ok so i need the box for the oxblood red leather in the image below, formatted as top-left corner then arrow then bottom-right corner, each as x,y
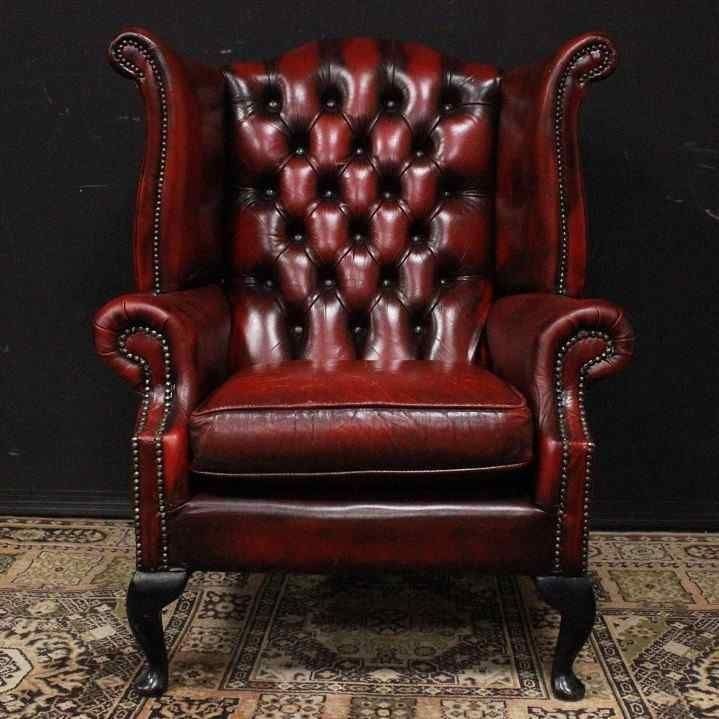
190,360 -> 533,477
94,285 -> 230,568
108,29 -> 227,292
167,490 -> 553,573
486,293 -> 633,571
95,28 -> 633,578
225,39 -> 498,369
495,34 -> 618,296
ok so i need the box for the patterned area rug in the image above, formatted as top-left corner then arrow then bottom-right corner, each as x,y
0,518 -> 717,718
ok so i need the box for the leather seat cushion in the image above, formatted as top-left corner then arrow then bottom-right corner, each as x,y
189,360 -> 533,478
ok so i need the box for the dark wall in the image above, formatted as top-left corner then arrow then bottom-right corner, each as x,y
1,1 -> 718,528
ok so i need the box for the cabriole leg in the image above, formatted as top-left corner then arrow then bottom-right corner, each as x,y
535,575 -> 596,701
126,569 -> 188,696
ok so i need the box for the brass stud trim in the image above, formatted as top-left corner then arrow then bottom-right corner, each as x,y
553,42 -> 614,295
112,37 -> 169,295
552,329 -> 614,573
117,326 -> 174,570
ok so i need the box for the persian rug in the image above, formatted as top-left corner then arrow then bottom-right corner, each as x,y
0,518 -> 717,718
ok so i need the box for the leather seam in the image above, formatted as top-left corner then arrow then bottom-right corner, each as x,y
190,460 -> 532,478
191,401 -> 529,415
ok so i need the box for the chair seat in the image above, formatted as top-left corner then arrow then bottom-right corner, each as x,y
189,360 -> 533,479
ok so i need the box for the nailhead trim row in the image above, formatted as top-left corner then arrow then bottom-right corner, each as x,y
552,329 -> 614,573
117,326 -> 174,570
553,42 -> 614,295
112,37 -> 169,295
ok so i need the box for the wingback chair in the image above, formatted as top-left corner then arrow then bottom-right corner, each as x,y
94,27 -> 633,701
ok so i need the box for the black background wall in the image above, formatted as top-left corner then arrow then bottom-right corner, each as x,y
1,1 -> 718,528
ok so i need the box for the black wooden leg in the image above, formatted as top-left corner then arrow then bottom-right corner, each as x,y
126,569 -> 188,697
535,576 -> 596,701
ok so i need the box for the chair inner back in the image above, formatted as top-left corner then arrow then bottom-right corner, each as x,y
225,38 -> 500,369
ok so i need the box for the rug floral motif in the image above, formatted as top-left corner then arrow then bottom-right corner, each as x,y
0,518 -> 717,718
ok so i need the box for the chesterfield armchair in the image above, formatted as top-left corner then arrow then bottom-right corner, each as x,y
94,28 -> 633,700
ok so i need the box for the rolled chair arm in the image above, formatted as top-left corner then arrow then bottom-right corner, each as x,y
486,293 -> 633,574
94,284 -> 230,412
93,284 -> 230,570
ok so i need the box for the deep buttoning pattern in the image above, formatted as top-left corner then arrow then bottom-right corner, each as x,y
224,39 -> 500,369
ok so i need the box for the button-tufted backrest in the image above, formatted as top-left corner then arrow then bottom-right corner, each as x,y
224,39 -> 499,369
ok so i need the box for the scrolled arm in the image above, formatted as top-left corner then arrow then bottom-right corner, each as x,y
496,33 -> 618,297
93,284 -> 230,570
486,293 -> 633,574
94,285 -> 230,410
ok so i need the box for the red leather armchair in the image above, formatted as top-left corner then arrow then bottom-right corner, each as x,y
94,29 -> 633,700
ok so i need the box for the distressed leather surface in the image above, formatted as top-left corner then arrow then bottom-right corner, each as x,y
189,360 -> 533,477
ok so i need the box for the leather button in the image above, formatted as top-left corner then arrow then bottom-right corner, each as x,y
381,278 -> 392,288
412,136 -> 434,158
323,278 -> 335,288
318,174 -> 340,201
321,87 -> 342,112
349,217 -> 369,246
379,175 -> 401,201
266,98 -> 281,113
440,86 -> 461,114
413,325 -> 423,335
381,87 -> 402,113
264,187 -> 277,199
289,130 -> 310,157
353,325 -> 363,335
409,220 -> 429,247
264,279 -> 274,289
286,217 -> 306,245
352,135 -> 370,157
292,325 -> 303,336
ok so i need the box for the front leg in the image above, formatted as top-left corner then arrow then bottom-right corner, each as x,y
535,576 -> 596,701
126,569 -> 189,696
